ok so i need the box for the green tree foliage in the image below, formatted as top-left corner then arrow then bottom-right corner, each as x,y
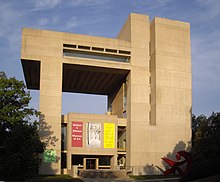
0,73 -> 36,129
189,112 -> 220,180
192,112 -> 220,160
0,73 -> 44,180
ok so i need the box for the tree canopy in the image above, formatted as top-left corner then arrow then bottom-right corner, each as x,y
192,112 -> 220,160
0,72 -> 44,180
189,112 -> 220,180
0,73 -> 37,128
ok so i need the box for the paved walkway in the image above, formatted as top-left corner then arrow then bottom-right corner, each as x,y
82,179 -> 135,182
82,177 -> 179,182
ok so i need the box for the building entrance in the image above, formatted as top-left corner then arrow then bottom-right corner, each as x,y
84,158 -> 98,169
72,155 -> 112,170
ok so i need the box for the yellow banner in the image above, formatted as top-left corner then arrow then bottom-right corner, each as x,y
104,123 -> 115,148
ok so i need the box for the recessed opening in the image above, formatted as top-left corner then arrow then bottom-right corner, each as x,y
105,48 -> 117,53
78,45 -> 90,50
119,50 -> 131,55
92,47 -> 104,52
63,50 -> 129,63
63,44 -> 77,48
21,59 -> 40,90
62,92 -> 107,115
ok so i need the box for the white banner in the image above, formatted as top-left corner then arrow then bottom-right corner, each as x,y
87,123 -> 101,147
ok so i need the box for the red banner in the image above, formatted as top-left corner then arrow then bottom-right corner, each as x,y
72,122 -> 83,147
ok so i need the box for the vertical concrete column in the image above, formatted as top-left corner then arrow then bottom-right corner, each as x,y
39,58 -> 62,174
66,117 -> 72,171
118,13 -> 151,175
149,17 -> 192,169
111,84 -> 124,118
67,152 -> 72,171
129,14 -> 150,175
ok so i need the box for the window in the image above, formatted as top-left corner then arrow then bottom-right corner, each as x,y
63,50 -> 129,63
61,153 -> 67,169
61,124 -> 67,150
99,156 -> 111,166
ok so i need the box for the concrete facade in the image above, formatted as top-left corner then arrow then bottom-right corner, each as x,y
21,13 -> 191,175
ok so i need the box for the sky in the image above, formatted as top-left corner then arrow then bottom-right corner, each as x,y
0,0 -> 220,116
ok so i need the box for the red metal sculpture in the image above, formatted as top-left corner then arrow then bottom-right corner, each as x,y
162,151 -> 192,176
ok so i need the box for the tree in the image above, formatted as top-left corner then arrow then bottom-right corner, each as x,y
192,112 -> 220,160
0,72 -> 44,180
188,112 -> 220,180
0,73 -> 36,130
0,71 -> 6,78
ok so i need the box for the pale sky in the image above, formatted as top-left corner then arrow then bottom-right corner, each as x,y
1,0 -> 220,116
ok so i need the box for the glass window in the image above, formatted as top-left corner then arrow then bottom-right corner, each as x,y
61,153 -> 67,169
61,124 -> 67,151
99,156 -> 111,166
63,50 -> 129,63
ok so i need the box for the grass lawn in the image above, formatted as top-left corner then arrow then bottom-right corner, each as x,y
24,175 -> 83,182
129,175 -> 180,180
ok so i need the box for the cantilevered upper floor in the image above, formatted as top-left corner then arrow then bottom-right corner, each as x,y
21,27 -> 132,95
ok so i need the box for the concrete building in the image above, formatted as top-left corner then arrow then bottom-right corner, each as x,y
20,13 -> 192,175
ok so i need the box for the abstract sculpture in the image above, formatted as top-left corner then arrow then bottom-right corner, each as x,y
162,151 -> 192,176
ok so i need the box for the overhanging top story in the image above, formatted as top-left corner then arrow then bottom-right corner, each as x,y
21,13 -> 192,176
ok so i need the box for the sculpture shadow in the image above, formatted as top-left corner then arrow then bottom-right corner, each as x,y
141,141 -> 191,176
164,141 -> 190,161
162,140 -> 191,170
